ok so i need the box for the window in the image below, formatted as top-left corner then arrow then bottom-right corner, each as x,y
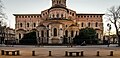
97,16 -> 98,17
65,30 -> 68,37
91,16 -> 92,18
33,23 -> 36,27
59,1 -> 61,4
81,23 -> 84,27
84,16 -> 86,18
96,22 -> 98,27
96,33 -> 99,38
27,23 -> 29,27
61,14 -> 63,18
47,30 -> 49,37
66,25 -> 67,27
20,23 -> 22,27
43,14 -> 45,16
47,25 -> 49,28
70,12 -> 71,15
54,28 -> 57,36
41,30 -> 44,37
53,14 -> 55,18
57,1 -> 59,4
56,14 -> 59,18
88,22 -> 90,27
72,13 -> 74,16
19,33 -> 21,39
87,16 -> 89,18
71,31 -> 74,37
81,16 -> 83,18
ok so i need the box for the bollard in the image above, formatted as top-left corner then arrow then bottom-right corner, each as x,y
81,50 -> 84,56
16,50 -> 20,55
96,50 -> 100,56
32,51 -> 35,56
49,51 -> 52,56
1,50 -> 4,55
12,51 -> 16,55
110,50 -> 113,56
6,51 -> 9,55
65,51 -> 68,56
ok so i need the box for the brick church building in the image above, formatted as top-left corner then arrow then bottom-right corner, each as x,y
14,0 -> 104,44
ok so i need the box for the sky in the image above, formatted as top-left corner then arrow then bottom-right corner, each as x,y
1,0 -> 120,34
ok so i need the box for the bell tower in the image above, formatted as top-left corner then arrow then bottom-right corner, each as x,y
52,0 -> 66,7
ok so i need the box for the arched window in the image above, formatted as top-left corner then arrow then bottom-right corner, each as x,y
65,30 -> 68,37
53,14 -> 55,18
41,30 -> 44,37
56,14 -> 59,18
61,14 -> 63,18
59,1 -> 61,4
96,22 -> 98,27
19,33 -> 21,39
54,28 -> 57,36
47,30 -> 49,37
33,23 -> 36,27
88,22 -> 90,27
20,23 -> 22,27
27,23 -> 29,27
72,13 -> 74,16
81,23 -> 84,27
71,30 -> 74,37
96,33 -> 99,38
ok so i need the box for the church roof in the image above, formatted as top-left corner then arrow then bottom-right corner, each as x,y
48,5 -> 69,12
13,14 -> 41,16
76,13 -> 104,15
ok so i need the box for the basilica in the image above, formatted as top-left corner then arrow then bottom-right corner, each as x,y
14,0 -> 104,44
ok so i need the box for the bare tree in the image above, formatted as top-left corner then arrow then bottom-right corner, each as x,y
106,6 -> 120,46
0,0 -> 8,26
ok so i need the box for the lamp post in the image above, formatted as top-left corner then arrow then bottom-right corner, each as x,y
107,23 -> 111,47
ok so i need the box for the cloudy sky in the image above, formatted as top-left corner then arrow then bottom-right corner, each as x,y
2,0 -> 120,34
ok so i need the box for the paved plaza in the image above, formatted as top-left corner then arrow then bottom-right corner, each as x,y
0,44 -> 120,58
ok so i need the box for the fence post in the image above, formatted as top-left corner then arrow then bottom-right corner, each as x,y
32,51 -> 35,56
49,51 -> 52,56
81,50 -> 84,56
96,50 -> 100,56
110,50 -> 113,56
1,50 -> 4,55
16,50 -> 20,55
65,51 -> 68,56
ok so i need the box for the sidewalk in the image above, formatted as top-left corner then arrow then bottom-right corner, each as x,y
0,45 -> 120,58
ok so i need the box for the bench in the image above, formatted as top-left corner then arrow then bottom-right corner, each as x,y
65,51 -> 84,56
1,50 -> 20,56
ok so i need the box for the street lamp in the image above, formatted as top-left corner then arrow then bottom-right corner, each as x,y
107,23 -> 111,47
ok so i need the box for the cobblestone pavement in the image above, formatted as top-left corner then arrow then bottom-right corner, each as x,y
0,45 -> 120,58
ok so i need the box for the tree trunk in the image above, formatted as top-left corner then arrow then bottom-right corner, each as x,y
118,35 -> 120,46
114,22 -> 120,46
